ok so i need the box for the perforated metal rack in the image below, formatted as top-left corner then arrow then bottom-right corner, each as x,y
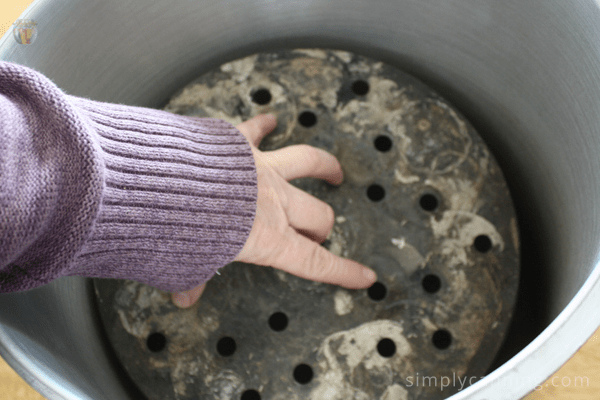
93,49 -> 519,400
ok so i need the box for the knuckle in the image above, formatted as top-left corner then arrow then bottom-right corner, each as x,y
308,244 -> 337,282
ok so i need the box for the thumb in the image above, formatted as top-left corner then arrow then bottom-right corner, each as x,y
172,282 -> 206,308
274,230 -> 378,289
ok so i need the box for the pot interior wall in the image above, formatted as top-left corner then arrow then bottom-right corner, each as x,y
1,0 -> 600,399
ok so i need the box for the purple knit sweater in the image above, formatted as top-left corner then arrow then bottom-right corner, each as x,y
0,61 -> 258,294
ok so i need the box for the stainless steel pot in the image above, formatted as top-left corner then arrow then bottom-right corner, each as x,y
2,1 -> 600,399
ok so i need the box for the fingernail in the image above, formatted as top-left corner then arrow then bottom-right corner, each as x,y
363,268 -> 377,282
173,293 -> 191,308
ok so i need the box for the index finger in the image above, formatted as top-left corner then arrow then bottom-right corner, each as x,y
271,227 -> 377,289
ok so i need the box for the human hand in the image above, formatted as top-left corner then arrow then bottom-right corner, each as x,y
172,114 -> 377,308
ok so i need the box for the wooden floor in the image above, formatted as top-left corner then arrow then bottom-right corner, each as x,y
0,359 -> 45,400
522,327 -> 600,400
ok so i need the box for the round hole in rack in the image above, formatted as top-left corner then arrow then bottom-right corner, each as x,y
217,336 -> 237,356
352,79 -> 370,96
422,274 -> 442,294
251,88 -> 272,105
269,312 -> 288,332
432,329 -> 452,350
293,364 -> 314,384
377,338 -> 396,357
241,389 -> 261,400
419,194 -> 439,212
367,184 -> 385,202
298,111 -> 317,127
374,135 -> 392,152
474,235 -> 493,253
368,281 -> 387,301
146,332 -> 167,353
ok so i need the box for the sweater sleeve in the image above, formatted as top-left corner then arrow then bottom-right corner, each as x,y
0,61 -> 257,294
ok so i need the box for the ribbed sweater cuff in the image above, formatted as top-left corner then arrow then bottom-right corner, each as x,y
66,97 -> 257,293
